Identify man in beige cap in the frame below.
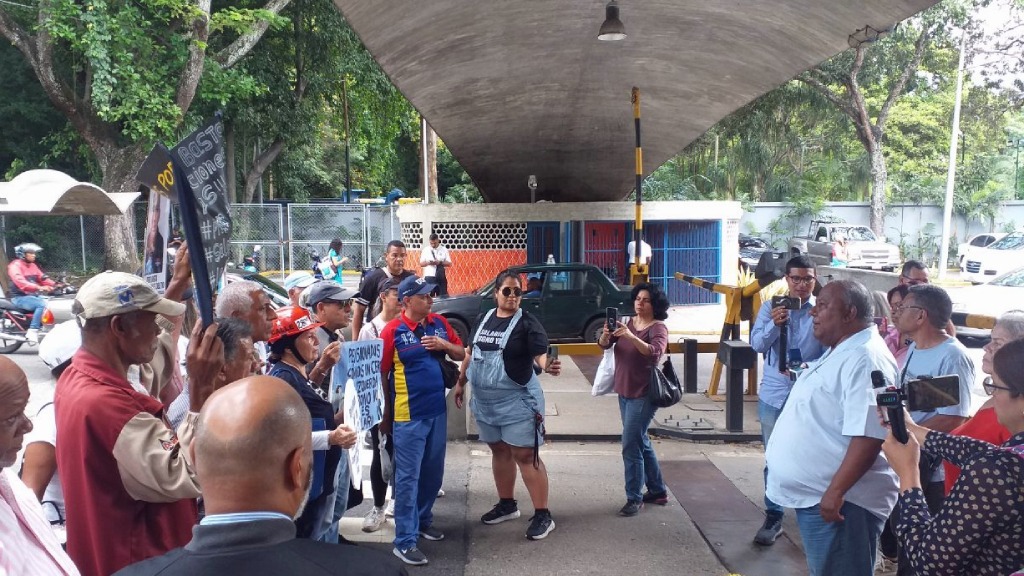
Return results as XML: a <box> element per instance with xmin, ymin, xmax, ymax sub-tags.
<box><xmin>55</xmin><ymin>270</ymin><xmax>226</xmax><ymax>576</ymax></box>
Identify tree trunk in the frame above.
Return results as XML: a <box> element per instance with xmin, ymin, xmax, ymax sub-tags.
<box><xmin>243</xmin><ymin>138</ymin><xmax>286</xmax><ymax>204</ymax></box>
<box><xmin>99</xmin><ymin>144</ymin><xmax>148</xmax><ymax>272</ymax></box>
<box><xmin>869</xmin><ymin>143</ymin><xmax>888</xmax><ymax>238</ymax></box>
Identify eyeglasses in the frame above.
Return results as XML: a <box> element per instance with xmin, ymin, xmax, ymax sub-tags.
<box><xmin>901</xmin><ymin>275</ymin><xmax>927</xmax><ymax>286</ymax></box>
<box><xmin>982</xmin><ymin>378</ymin><xmax>1014</xmax><ymax>396</ymax></box>
<box><xmin>893</xmin><ymin>304</ymin><xmax>925</xmax><ymax>315</ymax></box>
<box><xmin>787</xmin><ymin>276</ymin><xmax>815</xmax><ymax>285</ymax></box>
<box><xmin>500</xmin><ymin>287</ymin><xmax>523</xmax><ymax>297</ymax></box>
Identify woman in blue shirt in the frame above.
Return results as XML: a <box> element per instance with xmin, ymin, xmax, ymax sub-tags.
<box><xmin>327</xmin><ymin>238</ymin><xmax>349</xmax><ymax>284</ymax></box>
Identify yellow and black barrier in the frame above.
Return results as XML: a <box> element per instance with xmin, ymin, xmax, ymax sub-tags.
<box><xmin>950</xmin><ymin>312</ymin><xmax>996</xmax><ymax>331</ymax></box>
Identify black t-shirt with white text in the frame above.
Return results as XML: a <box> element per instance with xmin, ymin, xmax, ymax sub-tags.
<box><xmin>355</xmin><ymin>268</ymin><xmax>414</xmax><ymax>320</ymax></box>
<box><xmin>473</xmin><ymin>310</ymin><xmax>549</xmax><ymax>385</ymax></box>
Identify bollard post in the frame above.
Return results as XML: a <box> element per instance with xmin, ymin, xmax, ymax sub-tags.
<box><xmin>682</xmin><ymin>338</ymin><xmax>698</xmax><ymax>394</ymax></box>
<box><xmin>717</xmin><ymin>341</ymin><xmax>756</xmax><ymax>433</ymax></box>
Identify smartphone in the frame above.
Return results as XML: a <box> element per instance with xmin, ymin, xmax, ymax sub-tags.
<box><xmin>906</xmin><ymin>375</ymin><xmax>960</xmax><ymax>412</ymax></box>
<box><xmin>547</xmin><ymin>345</ymin><xmax>558</xmax><ymax>361</ymax></box>
<box><xmin>606</xmin><ymin>307</ymin><xmax>618</xmax><ymax>331</ymax></box>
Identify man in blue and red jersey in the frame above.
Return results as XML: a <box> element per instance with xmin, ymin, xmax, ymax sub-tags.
<box><xmin>379</xmin><ymin>275</ymin><xmax>464</xmax><ymax>566</ymax></box>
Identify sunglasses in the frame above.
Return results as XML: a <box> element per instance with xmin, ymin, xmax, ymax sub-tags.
<box><xmin>500</xmin><ymin>287</ymin><xmax>523</xmax><ymax>297</ymax></box>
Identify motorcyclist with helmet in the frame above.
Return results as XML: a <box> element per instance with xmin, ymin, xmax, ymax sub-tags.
<box><xmin>7</xmin><ymin>242</ymin><xmax>56</xmax><ymax>343</ymax></box>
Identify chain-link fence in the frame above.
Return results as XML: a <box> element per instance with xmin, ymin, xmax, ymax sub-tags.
<box><xmin>286</xmin><ymin>203</ymin><xmax>400</xmax><ymax>275</ymax></box>
<box><xmin>2</xmin><ymin>201</ymin><xmax>400</xmax><ymax>287</ymax></box>
<box><xmin>2</xmin><ymin>213</ymin><xmax>122</xmax><ymax>278</ymax></box>
<box><xmin>231</xmin><ymin>204</ymin><xmax>285</xmax><ymax>283</ymax></box>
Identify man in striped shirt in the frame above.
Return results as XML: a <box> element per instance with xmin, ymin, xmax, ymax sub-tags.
<box><xmin>0</xmin><ymin>357</ymin><xmax>79</xmax><ymax>575</ymax></box>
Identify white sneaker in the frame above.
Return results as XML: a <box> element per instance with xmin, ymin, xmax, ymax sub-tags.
<box><xmin>437</xmin><ymin>488</ymin><xmax>445</xmax><ymax>498</ymax></box>
<box><xmin>25</xmin><ymin>329</ymin><xmax>39</xmax><ymax>345</ymax></box>
<box><xmin>385</xmin><ymin>499</ymin><xmax>395</xmax><ymax>518</ymax></box>
<box><xmin>362</xmin><ymin>506</ymin><xmax>386</xmax><ymax>533</ymax></box>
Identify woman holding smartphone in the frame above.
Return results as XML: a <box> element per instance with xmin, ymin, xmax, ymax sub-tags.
<box><xmin>599</xmin><ymin>282</ymin><xmax>671</xmax><ymax>517</ymax></box>
<box><xmin>453</xmin><ymin>270</ymin><xmax>561</xmax><ymax>541</ymax></box>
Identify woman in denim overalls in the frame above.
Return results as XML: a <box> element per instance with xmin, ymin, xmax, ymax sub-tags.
<box><xmin>454</xmin><ymin>270</ymin><xmax>560</xmax><ymax>541</ymax></box>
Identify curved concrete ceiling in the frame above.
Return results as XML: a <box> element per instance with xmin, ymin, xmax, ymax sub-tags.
<box><xmin>333</xmin><ymin>0</ymin><xmax>938</xmax><ymax>203</ymax></box>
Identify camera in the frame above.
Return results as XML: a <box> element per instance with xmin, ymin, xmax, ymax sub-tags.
<box><xmin>873</xmin><ymin>371</ymin><xmax>960</xmax><ymax>443</ymax></box>
<box><xmin>771</xmin><ymin>295</ymin><xmax>802</xmax><ymax>310</ymax></box>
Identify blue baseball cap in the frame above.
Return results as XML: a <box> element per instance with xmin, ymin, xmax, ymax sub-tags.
<box><xmin>398</xmin><ymin>275</ymin><xmax>438</xmax><ymax>299</ymax></box>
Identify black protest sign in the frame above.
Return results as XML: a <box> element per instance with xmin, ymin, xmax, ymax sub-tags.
<box><xmin>169</xmin><ymin>116</ymin><xmax>232</xmax><ymax>326</ymax></box>
<box><xmin>136</xmin><ymin>144</ymin><xmax>181</xmax><ymax>201</ymax></box>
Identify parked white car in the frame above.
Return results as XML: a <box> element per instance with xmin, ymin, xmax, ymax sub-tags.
<box><xmin>961</xmin><ymin>230</ymin><xmax>1024</xmax><ymax>284</ymax></box>
<box><xmin>949</xmin><ymin>266</ymin><xmax>1024</xmax><ymax>338</ymax></box>
<box><xmin>958</xmin><ymin>232</ymin><xmax>1006</xmax><ymax>271</ymax></box>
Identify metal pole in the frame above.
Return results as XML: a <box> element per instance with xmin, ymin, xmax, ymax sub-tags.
<box><xmin>1015</xmin><ymin>143</ymin><xmax>1020</xmax><ymax>198</ymax></box>
<box><xmin>938</xmin><ymin>32</ymin><xmax>967</xmax><ymax>280</ymax></box>
<box><xmin>343</xmin><ymin>78</ymin><xmax>351</xmax><ymax>203</ymax></box>
<box><xmin>629</xmin><ymin>87</ymin><xmax>648</xmax><ymax>285</ymax></box>
<box><xmin>421</xmin><ymin>116</ymin><xmax>429</xmax><ymax>204</ymax></box>
<box><xmin>80</xmin><ymin>216</ymin><xmax>87</xmax><ymax>272</ymax></box>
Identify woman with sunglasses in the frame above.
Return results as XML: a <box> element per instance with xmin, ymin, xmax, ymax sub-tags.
<box><xmin>453</xmin><ymin>270</ymin><xmax>561</xmax><ymax>541</ymax></box>
<box><xmin>598</xmin><ymin>282</ymin><xmax>671</xmax><ymax>517</ymax></box>
<box><xmin>881</xmin><ymin>339</ymin><xmax>1024</xmax><ymax>575</ymax></box>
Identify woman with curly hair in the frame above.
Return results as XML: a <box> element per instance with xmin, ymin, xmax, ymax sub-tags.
<box><xmin>598</xmin><ymin>281</ymin><xmax>671</xmax><ymax>517</ymax></box>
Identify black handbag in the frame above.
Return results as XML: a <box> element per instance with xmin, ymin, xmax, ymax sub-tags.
<box><xmin>648</xmin><ymin>357</ymin><xmax>682</xmax><ymax>408</ymax></box>
<box><xmin>436</xmin><ymin>354</ymin><xmax>460</xmax><ymax>389</ymax></box>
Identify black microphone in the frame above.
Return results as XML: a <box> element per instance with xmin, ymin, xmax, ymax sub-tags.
<box><xmin>872</xmin><ymin>370</ymin><xmax>908</xmax><ymax>444</ymax></box>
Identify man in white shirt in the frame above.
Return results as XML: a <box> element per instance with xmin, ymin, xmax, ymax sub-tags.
<box><xmin>626</xmin><ymin>237</ymin><xmax>652</xmax><ymax>266</ymax></box>
<box><xmin>419</xmin><ymin>234</ymin><xmax>452</xmax><ymax>296</ymax></box>
<box><xmin>0</xmin><ymin>356</ymin><xmax>80</xmax><ymax>576</ymax></box>
<box><xmin>766</xmin><ymin>280</ymin><xmax>898</xmax><ymax>576</ymax></box>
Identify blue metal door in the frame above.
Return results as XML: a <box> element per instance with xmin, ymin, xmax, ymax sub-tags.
<box><xmin>527</xmin><ymin>222</ymin><xmax>560</xmax><ymax>264</ymax></box>
<box><xmin>638</xmin><ymin>221</ymin><xmax>721</xmax><ymax>305</ymax></box>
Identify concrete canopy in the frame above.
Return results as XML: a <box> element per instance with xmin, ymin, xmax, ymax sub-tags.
<box><xmin>333</xmin><ymin>0</ymin><xmax>938</xmax><ymax>203</ymax></box>
<box><xmin>0</xmin><ymin>169</ymin><xmax>139</xmax><ymax>215</ymax></box>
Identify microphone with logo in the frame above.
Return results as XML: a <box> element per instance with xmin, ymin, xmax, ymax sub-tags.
<box><xmin>872</xmin><ymin>370</ymin><xmax>909</xmax><ymax>444</ymax></box>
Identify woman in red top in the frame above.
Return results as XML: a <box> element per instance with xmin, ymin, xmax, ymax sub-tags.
<box><xmin>942</xmin><ymin>311</ymin><xmax>1023</xmax><ymax>493</ymax></box>
<box><xmin>598</xmin><ymin>282</ymin><xmax>670</xmax><ymax>517</ymax></box>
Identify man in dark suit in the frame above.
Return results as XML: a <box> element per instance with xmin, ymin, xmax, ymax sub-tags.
<box><xmin>115</xmin><ymin>375</ymin><xmax>408</xmax><ymax>576</ymax></box>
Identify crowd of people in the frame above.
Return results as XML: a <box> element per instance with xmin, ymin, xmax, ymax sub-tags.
<box><xmin>4</xmin><ymin>236</ymin><xmax>1024</xmax><ymax>576</ymax></box>
<box><xmin>1</xmin><ymin>235</ymin><xmax>564</xmax><ymax>575</ymax></box>
<box><xmin>752</xmin><ymin>257</ymin><xmax>1024</xmax><ymax>576</ymax></box>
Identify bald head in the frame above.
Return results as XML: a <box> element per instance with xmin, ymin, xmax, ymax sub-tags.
<box><xmin>194</xmin><ymin>375</ymin><xmax>312</xmax><ymax>515</ymax></box>
<box><xmin>0</xmin><ymin>357</ymin><xmax>33</xmax><ymax>469</ymax></box>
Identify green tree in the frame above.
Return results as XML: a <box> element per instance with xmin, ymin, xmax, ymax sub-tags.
<box><xmin>0</xmin><ymin>0</ymin><xmax>291</xmax><ymax>270</ymax></box>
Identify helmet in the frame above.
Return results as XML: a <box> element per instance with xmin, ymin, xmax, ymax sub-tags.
<box><xmin>38</xmin><ymin>320</ymin><xmax>81</xmax><ymax>371</ymax></box>
<box><xmin>268</xmin><ymin>306</ymin><xmax>323</xmax><ymax>344</ymax></box>
<box><xmin>15</xmin><ymin>243</ymin><xmax>42</xmax><ymax>259</ymax></box>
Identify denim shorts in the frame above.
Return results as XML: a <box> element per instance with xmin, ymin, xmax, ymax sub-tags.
<box><xmin>476</xmin><ymin>415</ymin><xmax>543</xmax><ymax>448</ymax></box>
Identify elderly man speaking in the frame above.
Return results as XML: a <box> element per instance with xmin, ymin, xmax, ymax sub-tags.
<box><xmin>765</xmin><ymin>280</ymin><xmax>899</xmax><ymax>576</ymax></box>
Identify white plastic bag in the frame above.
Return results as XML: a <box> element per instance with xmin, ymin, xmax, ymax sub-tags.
<box><xmin>591</xmin><ymin>347</ymin><xmax>616</xmax><ymax>396</ymax></box>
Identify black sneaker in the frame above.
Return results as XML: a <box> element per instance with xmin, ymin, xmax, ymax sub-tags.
<box><xmin>418</xmin><ymin>525</ymin><xmax>444</xmax><ymax>541</ymax></box>
<box><xmin>526</xmin><ymin>511</ymin><xmax>555</xmax><ymax>540</ymax></box>
<box><xmin>641</xmin><ymin>490</ymin><xmax>669</xmax><ymax>505</ymax></box>
<box><xmin>618</xmin><ymin>500</ymin><xmax>643</xmax><ymax>517</ymax></box>
<box><xmin>481</xmin><ymin>499</ymin><xmax>521</xmax><ymax>525</ymax></box>
<box><xmin>393</xmin><ymin>546</ymin><xmax>428</xmax><ymax>566</ymax></box>
<box><xmin>753</xmin><ymin>515</ymin><xmax>784</xmax><ymax>545</ymax></box>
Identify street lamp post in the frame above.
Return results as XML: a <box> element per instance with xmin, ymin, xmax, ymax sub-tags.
<box><xmin>1011</xmin><ymin>138</ymin><xmax>1024</xmax><ymax>198</ymax></box>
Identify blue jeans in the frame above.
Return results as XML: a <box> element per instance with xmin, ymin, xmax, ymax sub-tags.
<box><xmin>618</xmin><ymin>395</ymin><xmax>666</xmax><ymax>502</ymax></box>
<box><xmin>795</xmin><ymin>502</ymin><xmax>883</xmax><ymax>576</ymax></box>
<box><xmin>392</xmin><ymin>414</ymin><xmax>447</xmax><ymax>550</ymax></box>
<box><xmin>758</xmin><ymin>399</ymin><xmax>785</xmax><ymax>517</ymax></box>
<box><xmin>12</xmin><ymin>295</ymin><xmax>45</xmax><ymax>329</ymax></box>
<box><xmin>318</xmin><ymin>448</ymin><xmax>350</xmax><ymax>543</ymax></box>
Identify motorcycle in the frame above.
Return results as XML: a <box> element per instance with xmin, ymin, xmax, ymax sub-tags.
<box><xmin>0</xmin><ymin>281</ymin><xmax>76</xmax><ymax>354</ymax></box>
